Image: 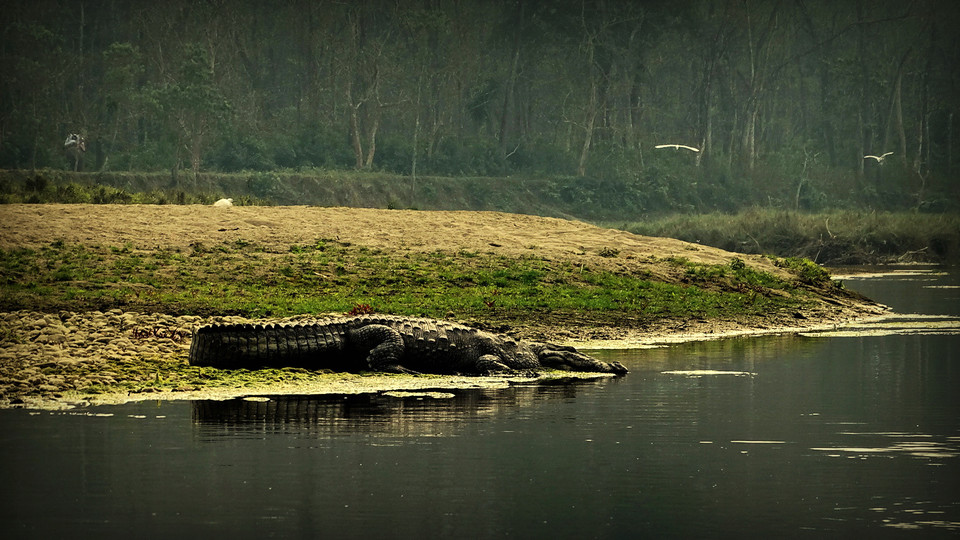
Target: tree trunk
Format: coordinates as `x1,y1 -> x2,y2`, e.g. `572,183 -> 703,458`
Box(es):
916,21 -> 934,175
949,112 -> 954,175
412,71 -> 422,181
576,19 -> 601,178
364,110 -> 379,169
742,101 -> 758,170
190,133 -> 202,183
349,105 -> 364,168
818,64 -> 836,166
346,80 -> 364,169
738,2 -> 780,171
577,86 -> 597,177
700,47 -> 719,165
856,0 -> 867,178
882,50 -> 911,165
498,1 -> 524,155
894,66 -> 907,164
498,48 -> 520,154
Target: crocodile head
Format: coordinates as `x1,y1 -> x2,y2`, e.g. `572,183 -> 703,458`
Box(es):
531,343 -> 628,374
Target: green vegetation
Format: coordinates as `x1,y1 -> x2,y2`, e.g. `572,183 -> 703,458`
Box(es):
0,238 -> 822,327
72,363 -> 344,397
0,169 -> 272,206
610,210 -> 960,265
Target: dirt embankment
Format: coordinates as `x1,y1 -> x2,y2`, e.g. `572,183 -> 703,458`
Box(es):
0,204 -> 775,272
0,204 -> 887,409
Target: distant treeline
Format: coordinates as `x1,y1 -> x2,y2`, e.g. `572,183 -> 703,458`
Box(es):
2,167 -> 956,218
3,1 -> 960,212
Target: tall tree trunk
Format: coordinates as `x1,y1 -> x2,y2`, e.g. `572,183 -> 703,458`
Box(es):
345,9 -> 374,169
364,111 -> 379,169
577,30 -> 599,177
742,101 -> 758,170
411,70 -> 422,181
818,65 -> 836,166
699,17 -> 727,165
916,19 -> 934,176
191,136 -> 202,185
700,53 -> 714,162
738,1 -> 780,171
577,80 -> 597,177
856,0 -> 867,178
882,50 -> 911,164
498,1 -> 524,155
347,93 -> 364,168
727,109 -> 738,171
894,67 -> 907,163
949,112 -> 954,175
499,47 -> 520,153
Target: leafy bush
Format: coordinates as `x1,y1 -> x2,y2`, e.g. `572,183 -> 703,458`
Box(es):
775,257 -> 831,285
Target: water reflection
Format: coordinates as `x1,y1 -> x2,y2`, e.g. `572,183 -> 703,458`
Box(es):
660,369 -> 756,376
800,314 -> 960,337
833,266 -> 960,316
193,378 -> 617,440
812,430 -> 960,460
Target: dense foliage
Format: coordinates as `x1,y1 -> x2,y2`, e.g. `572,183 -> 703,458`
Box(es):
2,0 -> 958,211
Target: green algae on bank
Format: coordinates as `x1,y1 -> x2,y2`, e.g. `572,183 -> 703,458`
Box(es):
11,368 -> 616,411
0,308 -> 620,410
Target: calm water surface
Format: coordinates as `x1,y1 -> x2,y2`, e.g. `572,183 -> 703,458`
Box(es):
2,268 -> 958,538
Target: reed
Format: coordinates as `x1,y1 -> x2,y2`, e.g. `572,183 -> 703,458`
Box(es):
607,209 -> 960,265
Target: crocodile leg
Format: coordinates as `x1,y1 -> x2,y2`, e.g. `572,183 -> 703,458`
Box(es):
349,324 -> 416,373
475,354 -> 513,375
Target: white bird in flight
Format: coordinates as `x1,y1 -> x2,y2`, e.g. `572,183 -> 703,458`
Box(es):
863,152 -> 893,162
655,144 -> 700,152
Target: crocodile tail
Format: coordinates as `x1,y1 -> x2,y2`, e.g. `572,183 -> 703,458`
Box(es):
189,321 -> 348,369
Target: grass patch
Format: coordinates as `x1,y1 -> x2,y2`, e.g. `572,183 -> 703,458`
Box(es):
0,237 -> 815,325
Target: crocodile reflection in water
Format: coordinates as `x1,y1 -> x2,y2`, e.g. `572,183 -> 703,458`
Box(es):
192,378 -> 615,438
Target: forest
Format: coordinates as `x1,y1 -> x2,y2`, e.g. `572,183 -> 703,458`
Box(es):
2,0 -> 959,213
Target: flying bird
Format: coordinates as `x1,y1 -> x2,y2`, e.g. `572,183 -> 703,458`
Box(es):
863,152 -> 893,163
655,144 -> 700,152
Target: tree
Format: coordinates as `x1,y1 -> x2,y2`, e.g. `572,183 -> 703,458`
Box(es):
341,3 -> 404,169
1,20 -> 70,169
154,43 -> 230,182
99,42 -> 144,169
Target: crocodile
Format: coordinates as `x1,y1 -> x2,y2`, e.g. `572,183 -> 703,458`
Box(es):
188,315 -> 627,375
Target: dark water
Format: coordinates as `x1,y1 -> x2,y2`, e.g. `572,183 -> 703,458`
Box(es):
2,269 -> 958,538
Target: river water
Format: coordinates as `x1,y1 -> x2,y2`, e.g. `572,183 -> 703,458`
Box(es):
1,268 -> 958,538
